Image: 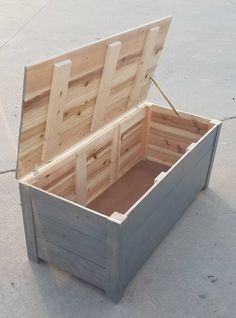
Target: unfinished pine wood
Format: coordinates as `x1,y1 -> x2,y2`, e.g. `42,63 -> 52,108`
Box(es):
88,160 -> 168,216
17,17 -> 172,179
47,172 -> 74,199
142,105 -> 152,158
91,41 -> 121,131
41,60 -> 72,162
127,26 -> 160,108
25,104 -> 216,208
75,152 -> 87,205
151,109 -> 208,135
22,106 -> 145,185
110,126 -> 121,183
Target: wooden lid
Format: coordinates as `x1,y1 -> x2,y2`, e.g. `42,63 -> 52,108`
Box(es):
16,16 -> 172,179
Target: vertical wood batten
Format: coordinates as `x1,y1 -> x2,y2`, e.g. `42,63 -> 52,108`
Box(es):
19,183 -> 39,262
41,59 -> 72,162
75,152 -> 87,205
142,104 -> 152,158
127,26 -> 160,108
110,126 -> 121,183
91,41 -> 122,131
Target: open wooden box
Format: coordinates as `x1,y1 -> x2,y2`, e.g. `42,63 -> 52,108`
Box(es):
16,16 -> 221,302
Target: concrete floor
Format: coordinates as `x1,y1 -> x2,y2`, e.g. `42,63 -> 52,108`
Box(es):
0,0 -> 236,317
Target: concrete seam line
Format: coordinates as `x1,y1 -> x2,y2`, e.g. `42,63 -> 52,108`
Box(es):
0,169 -> 16,175
0,1 -> 50,51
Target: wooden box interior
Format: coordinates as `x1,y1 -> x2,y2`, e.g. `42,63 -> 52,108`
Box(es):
16,16 -> 214,219
21,104 -> 214,217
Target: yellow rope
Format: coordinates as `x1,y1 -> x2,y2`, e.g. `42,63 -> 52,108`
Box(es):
150,77 -> 181,118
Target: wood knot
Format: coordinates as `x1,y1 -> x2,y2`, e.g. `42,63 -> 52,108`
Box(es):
177,144 -> 182,153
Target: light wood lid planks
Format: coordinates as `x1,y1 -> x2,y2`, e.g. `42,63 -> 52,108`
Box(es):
16,16 -> 172,179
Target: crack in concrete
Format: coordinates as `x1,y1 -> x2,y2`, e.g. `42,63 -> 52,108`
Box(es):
0,1 -> 50,51
221,115 -> 236,122
0,169 -> 16,175
227,0 -> 236,10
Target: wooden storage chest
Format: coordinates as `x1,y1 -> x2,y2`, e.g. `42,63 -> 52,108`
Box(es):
16,16 -> 221,302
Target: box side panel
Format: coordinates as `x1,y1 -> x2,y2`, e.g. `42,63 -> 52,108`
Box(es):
33,214 -> 107,267
36,238 -> 106,289
30,186 -> 108,289
121,125 -> 218,288
19,183 -> 39,262
30,186 -> 107,240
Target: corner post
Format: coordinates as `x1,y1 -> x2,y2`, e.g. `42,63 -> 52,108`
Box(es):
105,212 -> 126,303
19,183 -> 39,262
203,120 -> 222,189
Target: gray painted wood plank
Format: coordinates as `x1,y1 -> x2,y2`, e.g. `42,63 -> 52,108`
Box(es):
204,122 -> 222,188
34,213 -> 107,267
105,219 -> 126,303
37,237 -> 106,289
19,182 -> 39,262
30,186 -> 107,241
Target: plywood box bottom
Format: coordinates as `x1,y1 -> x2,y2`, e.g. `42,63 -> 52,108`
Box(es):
16,16 -> 221,302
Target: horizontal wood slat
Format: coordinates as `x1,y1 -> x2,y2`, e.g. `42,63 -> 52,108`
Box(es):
34,214 -> 107,267
37,238 -> 106,289
30,186 -> 108,241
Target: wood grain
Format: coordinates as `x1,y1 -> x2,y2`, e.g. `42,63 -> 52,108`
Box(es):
17,17 -> 172,178
127,26 -> 160,108
75,152 -> 87,205
91,41 -> 121,131
41,60 -> 71,161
